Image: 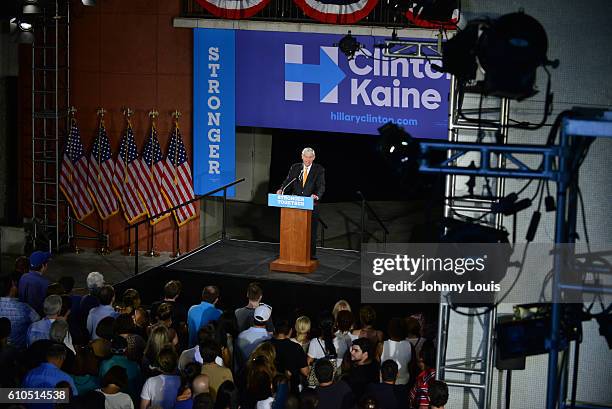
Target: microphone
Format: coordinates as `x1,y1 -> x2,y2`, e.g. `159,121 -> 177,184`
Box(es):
280,177 -> 297,195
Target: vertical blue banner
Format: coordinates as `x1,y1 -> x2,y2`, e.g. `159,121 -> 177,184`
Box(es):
193,28 -> 236,196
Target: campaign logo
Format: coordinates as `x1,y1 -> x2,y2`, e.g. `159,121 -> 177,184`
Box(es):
284,44 -> 346,103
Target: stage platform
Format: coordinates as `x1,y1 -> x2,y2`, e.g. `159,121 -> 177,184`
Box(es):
165,239 -> 361,289
114,239 -> 373,319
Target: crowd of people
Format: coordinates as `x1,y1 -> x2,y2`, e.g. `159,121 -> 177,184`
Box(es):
0,251 -> 448,409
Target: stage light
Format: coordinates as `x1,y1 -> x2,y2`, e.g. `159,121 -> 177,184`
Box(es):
440,11 -> 552,100
82,0 -> 96,5
377,122 -> 420,165
439,218 -> 512,307
596,314 -> 612,349
23,0 -> 41,14
337,31 -> 361,60
10,17 -> 34,44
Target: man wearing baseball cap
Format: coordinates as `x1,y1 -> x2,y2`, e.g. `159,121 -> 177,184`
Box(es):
18,251 -> 52,315
236,303 -> 272,364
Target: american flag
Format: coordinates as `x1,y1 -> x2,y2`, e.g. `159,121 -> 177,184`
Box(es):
160,125 -> 197,226
59,120 -> 94,221
112,124 -> 147,224
88,122 -> 119,219
134,126 -> 171,224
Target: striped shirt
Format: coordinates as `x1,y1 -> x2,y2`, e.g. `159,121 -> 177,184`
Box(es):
409,367 -> 436,408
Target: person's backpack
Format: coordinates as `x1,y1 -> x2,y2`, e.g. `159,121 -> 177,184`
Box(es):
306,338 -> 338,388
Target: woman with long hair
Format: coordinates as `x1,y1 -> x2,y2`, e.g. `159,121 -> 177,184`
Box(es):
290,316 -> 311,353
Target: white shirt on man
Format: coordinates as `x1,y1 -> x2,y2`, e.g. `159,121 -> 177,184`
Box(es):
96,389 -> 134,409
140,374 -> 181,409
381,339 -> 413,385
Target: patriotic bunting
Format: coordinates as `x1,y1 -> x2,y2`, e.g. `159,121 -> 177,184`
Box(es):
292,0 -> 379,24
195,0 -> 271,19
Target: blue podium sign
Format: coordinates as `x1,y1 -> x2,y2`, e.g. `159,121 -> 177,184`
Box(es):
268,194 -> 314,210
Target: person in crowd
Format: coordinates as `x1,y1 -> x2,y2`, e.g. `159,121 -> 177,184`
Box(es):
214,380 -> 240,409
335,310 -> 357,374
235,282 -> 274,333
237,304 -> 273,364
299,388 -> 319,409
23,343 -> 78,396
154,302 -> 174,328
0,317 -> 20,387
257,373 -> 289,409
132,307 -> 149,339
193,393 -> 215,409
200,337 -> 234,400
142,324 -> 174,373
332,299 -> 352,320
151,280 -> 188,348
151,280 -> 188,326
428,380 -> 448,409
0,274 -> 40,349
70,342 -> 102,396
179,325 -> 213,370
113,313 -> 146,363
99,336 -> 142,402
290,315 -> 311,353
358,396 -> 380,409
188,285 -> 222,347
140,345 -> 181,409
80,272 -> 105,328
246,341 -> 277,387
49,319 -> 76,369
380,318 -> 412,385
353,306 -> 384,346
58,276 -> 87,344
87,285 -> 118,340
270,318 -> 309,395
409,340 -> 436,409
175,362 -> 205,409
346,338 -> 380,399
14,255 -> 30,278
215,311 -> 238,368
313,358 -> 354,409
405,317 -> 425,362
26,294 -> 64,346
365,359 -> 409,409
307,312 -> 347,373
18,250 -> 52,315
121,289 -> 141,315
97,365 -> 134,409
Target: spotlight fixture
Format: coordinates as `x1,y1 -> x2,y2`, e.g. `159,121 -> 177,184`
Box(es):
337,31 -> 361,60
23,0 -> 41,14
81,0 -> 96,5
440,11 -> 555,100
9,17 -> 34,44
378,122 -> 420,166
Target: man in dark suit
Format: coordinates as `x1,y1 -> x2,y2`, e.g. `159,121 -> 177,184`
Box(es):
276,147 -> 325,258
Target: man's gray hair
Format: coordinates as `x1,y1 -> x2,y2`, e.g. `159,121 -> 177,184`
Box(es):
86,271 -> 105,290
49,319 -> 69,343
43,295 -> 62,316
301,147 -> 315,157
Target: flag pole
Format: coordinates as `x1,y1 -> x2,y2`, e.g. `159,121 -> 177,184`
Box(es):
171,109 -> 182,258
121,107 -> 134,256
146,109 -> 160,258
67,106 -> 81,254
96,108 -> 111,255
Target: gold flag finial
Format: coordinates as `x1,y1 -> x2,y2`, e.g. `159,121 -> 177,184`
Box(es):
68,106 -> 77,117
149,109 -> 159,119
96,107 -> 106,118
172,110 -> 181,121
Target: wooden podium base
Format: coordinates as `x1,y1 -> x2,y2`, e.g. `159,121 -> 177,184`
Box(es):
270,258 -> 319,274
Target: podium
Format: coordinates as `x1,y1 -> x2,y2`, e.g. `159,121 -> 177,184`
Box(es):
268,194 -> 319,273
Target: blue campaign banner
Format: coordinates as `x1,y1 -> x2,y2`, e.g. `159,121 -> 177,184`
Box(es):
193,28 -> 236,196
235,31 -> 450,138
268,194 -> 314,210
